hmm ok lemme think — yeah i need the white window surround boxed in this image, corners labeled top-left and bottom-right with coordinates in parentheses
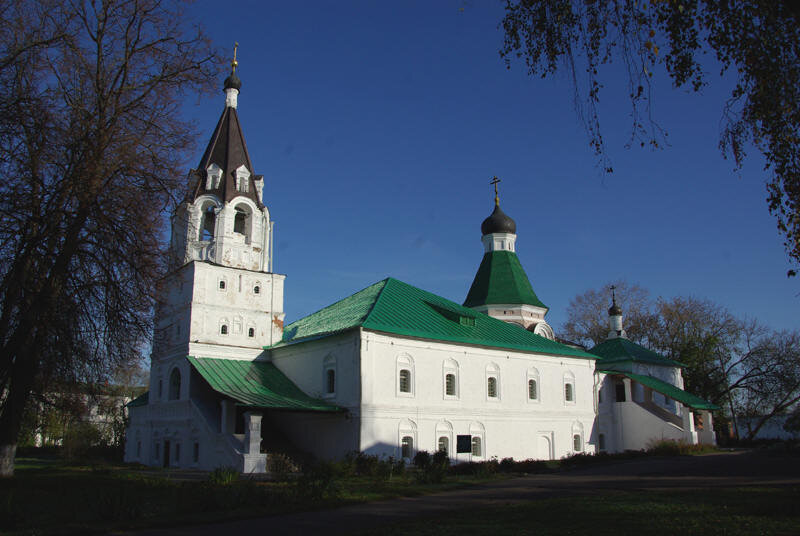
top-left (235, 165), bottom-right (251, 193)
top-left (205, 163), bottom-right (222, 190)
top-left (442, 358), bottom-right (459, 400)
top-left (435, 420), bottom-right (453, 457)
top-left (396, 354), bottom-right (415, 397)
top-left (526, 367), bottom-right (541, 403)
top-left (564, 372), bottom-right (576, 405)
top-left (486, 363), bottom-right (500, 401)
top-left (572, 422), bottom-right (584, 453)
top-left (398, 419), bottom-right (417, 460)
top-left (220, 318), bottom-right (229, 336)
top-left (469, 422), bottom-right (485, 459)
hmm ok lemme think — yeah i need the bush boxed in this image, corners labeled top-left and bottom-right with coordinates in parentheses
top-left (297, 460), bottom-right (340, 500)
top-left (207, 466), bottom-right (240, 485)
top-left (499, 457), bottom-right (516, 473)
top-left (62, 422), bottom-right (103, 460)
top-left (413, 450), bottom-right (431, 470)
top-left (647, 439), bottom-right (717, 456)
top-left (267, 453), bottom-right (300, 479)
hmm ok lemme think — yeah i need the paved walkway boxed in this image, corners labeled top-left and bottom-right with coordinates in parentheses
top-left (122, 449), bottom-right (800, 536)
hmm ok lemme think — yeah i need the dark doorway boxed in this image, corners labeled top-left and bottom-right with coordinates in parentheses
top-left (163, 440), bottom-right (171, 468)
top-left (615, 381), bottom-right (626, 402)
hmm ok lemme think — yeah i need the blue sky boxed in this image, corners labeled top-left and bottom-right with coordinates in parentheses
top-left (186, 1), bottom-right (797, 333)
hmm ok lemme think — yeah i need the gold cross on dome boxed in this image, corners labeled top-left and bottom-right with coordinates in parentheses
top-left (232, 42), bottom-right (239, 73)
top-left (490, 176), bottom-right (500, 205)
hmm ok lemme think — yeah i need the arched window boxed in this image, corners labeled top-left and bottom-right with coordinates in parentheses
top-left (232, 203), bottom-right (253, 242)
top-left (200, 204), bottom-right (216, 241)
top-left (220, 324), bottom-right (228, 335)
top-left (398, 419), bottom-right (417, 460)
top-left (401, 436), bottom-right (414, 459)
top-left (445, 374), bottom-right (456, 396)
top-left (469, 422), bottom-right (485, 458)
top-left (527, 367), bottom-right (540, 403)
top-left (219, 279), bottom-right (226, 290)
top-left (248, 327), bottom-right (255, 338)
top-left (564, 372), bottom-right (576, 403)
top-left (253, 285), bottom-right (260, 294)
top-left (471, 436), bottom-right (482, 457)
top-left (436, 420), bottom-right (453, 457)
top-left (326, 369), bottom-right (335, 394)
top-left (487, 377), bottom-right (498, 398)
top-left (443, 358), bottom-right (459, 399)
top-left (486, 363), bottom-right (500, 400)
top-left (323, 354), bottom-right (336, 397)
top-left (396, 354), bottom-right (414, 396)
top-left (168, 368), bottom-right (181, 400)
top-left (572, 421), bottom-right (584, 453)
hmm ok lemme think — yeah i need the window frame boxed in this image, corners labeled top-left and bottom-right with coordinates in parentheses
top-left (527, 367), bottom-right (541, 404)
top-left (563, 372), bottom-right (576, 405)
top-left (396, 354), bottom-right (415, 398)
top-left (442, 358), bottom-right (459, 400)
top-left (485, 363), bottom-right (500, 401)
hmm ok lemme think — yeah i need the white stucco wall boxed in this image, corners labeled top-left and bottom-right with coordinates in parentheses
top-left (358, 330), bottom-right (596, 461)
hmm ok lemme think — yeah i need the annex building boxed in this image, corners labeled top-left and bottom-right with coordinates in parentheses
top-left (125, 65), bottom-right (717, 472)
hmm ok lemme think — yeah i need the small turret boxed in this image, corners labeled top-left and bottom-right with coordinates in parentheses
top-left (607, 286), bottom-right (626, 339)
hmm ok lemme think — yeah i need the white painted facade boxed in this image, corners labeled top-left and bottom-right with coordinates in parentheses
top-left (124, 72), bottom-right (715, 473)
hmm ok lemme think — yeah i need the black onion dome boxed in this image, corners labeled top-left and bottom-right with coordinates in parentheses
top-left (481, 204), bottom-right (517, 235)
top-left (224, 72), bottom-right (241, 91)
top-left (608, 303), bottom-right (622, 316)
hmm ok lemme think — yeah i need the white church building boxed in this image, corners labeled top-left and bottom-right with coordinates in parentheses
top-left (125, 64), bottom-right (718, 472)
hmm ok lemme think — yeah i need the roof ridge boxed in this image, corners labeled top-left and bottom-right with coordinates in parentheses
top-left (361, 277), bottom-right (393, 324)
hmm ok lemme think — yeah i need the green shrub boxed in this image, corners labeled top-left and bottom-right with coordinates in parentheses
top-left (297, 460), bottom-right (340, 500)
top-left (499, 457), bottom-right (516, 473)
top-left (413, 450), bottom-right (431, 470)
top-left (207, 466), bottom-right (240, 485)
top-left (647, 439), bottom-right (717, 456)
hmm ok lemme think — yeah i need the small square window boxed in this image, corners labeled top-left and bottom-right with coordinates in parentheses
top-left (219, 280), bottom-right (226, 290)
top-left (248, 327), bottom-right (255, 337)
top-left (254, 285), bottom-right (260, 294)
top-left (220, 325), bottom-right (228, 335)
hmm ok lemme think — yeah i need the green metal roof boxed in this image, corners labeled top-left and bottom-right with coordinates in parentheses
top-left (463, 251), bottom-right (547, 309)
top-left (589, 337), bottom-right (686, 368)
top-left (126, 391), bottom-right (149, 408)
top-left (187, 356), bottom-right (342, 412)
top-left (600, 370), bottom-right (719, 411)
top-left (273, 277), bottom-right (596, 360)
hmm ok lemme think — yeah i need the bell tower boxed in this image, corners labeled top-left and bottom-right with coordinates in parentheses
top-left (151, 47), bottom-right (286, 392)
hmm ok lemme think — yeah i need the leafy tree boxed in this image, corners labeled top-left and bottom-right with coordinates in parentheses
top-left (500, 1), bottom-right (800, 275)
top-left (0, 0), bottom-right (220, 476)
top-left (562, 283), bottom-right (800, 439)
top-left (561, 280), bottom-right (658, 348)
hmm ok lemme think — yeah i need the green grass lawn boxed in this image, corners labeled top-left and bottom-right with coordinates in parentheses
top-left (0, 458), bottom-right (506, 535)
top-left (374, 487), bottom-right (800, 536)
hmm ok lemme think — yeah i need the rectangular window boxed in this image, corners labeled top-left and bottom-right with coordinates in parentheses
top-left (401, 436), bottom-right (413, 459)
top-left (573, 434), bottom-right (582, 452)
top-left (598, 434), bottom-right (606, 451)
top-left (456, 435), bottom-right (472, 454)
top-left (565, 383), bottom-right (574, 402)
top-left (471, 436), bottom-right (482, 457)
top-left (399, 369), bottom-right (411, 393)
top-left (326, 369), bottom-right (336, 394)
top-left (487, 376), bottom-right (498, 398)
top-left (193, 442), bottom-right (200, 463)
top-left (445, 373), bottom-right (456, 396)
top-left (175, 442), bottom-right (180, 462)
top-left (528, 379), bottom-right (537, 400)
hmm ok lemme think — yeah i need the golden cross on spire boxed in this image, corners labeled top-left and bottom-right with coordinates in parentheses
top-left (610, 285), bottom-right (617, 305)
top-left (490, 176), bottom-right (500, 206)
top-left (231, 42), bottom-right (239, 73)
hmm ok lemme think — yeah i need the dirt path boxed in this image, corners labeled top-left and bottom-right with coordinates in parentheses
top-left (121, 449), bottom-right (800, 536)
